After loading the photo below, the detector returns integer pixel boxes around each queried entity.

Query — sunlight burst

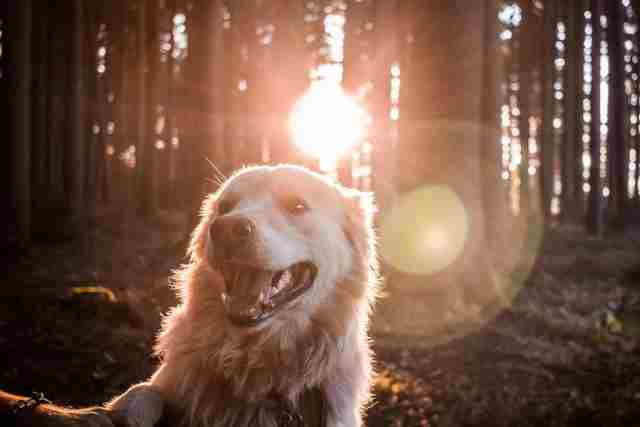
[289,84,368,171]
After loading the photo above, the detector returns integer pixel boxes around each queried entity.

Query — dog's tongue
[222,270,272,319]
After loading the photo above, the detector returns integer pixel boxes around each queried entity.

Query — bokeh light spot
[380,185,469,276]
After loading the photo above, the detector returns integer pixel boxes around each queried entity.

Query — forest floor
[2,207,640,427]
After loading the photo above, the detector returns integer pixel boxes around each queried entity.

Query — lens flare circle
[289,84,367,170]
[380,185,469,276]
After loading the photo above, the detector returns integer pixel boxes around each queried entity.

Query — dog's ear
[342,189,377,254]
[187,191,220,263]
[343,189,376,229]
[341,188,379,298]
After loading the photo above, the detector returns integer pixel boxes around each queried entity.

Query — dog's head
[186,164,377,330]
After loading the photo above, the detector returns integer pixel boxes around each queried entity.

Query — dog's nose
[209,216,255,244]
[232,218,254,239]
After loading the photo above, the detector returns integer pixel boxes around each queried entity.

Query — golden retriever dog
[109,165,379,427]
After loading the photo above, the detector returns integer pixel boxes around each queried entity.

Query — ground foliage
[2,211,640,427]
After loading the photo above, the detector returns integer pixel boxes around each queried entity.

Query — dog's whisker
[204,157,227,185]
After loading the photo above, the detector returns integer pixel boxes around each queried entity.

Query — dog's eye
[283,196,309,215]
[218,199,236,215]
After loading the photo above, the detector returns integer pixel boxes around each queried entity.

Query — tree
[482,0,508,246]
[31,7,50,217]
[370,0,399,209]
[268,0,308,166]
[341,0,375,187]
[67,0,89,233]
[587,0,604,235]
[140,0,163,218]
[562,0,582,223]
[608,0,629,224]
[517,1,535,216]
[395,0,496,310]
[7,0,33,246]
[539,0,556,224]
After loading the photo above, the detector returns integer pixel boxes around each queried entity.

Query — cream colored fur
[109,165,378,427]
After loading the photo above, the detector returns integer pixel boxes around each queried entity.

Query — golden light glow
[379,185,469,276]
[289,84,368,171]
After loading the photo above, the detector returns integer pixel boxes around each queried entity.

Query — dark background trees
[5,0,640,250]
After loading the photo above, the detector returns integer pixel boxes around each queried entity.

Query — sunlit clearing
[380,186,469,276]
[289,84,367,171]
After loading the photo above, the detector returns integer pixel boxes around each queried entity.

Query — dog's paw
[106,383,164,427]
[67,408,116,427]
[26,405,115,427]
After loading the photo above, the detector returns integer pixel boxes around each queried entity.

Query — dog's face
[191,165,373,330]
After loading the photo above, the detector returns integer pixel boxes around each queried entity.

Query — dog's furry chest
[162,386,329,427]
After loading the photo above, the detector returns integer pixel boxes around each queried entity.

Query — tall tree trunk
[31,7,49,216]
[587,0,604,235]
[608,0,629,224]
[117,0,132,208]
[395,0,494,307]
[562,0,581,222]
[135,0,150,215]
[227,1,250,170]
[517,3,533,216]
[141,0,162,218]
[162,0,176,209]
[268,0,307,166]
[181,0,225,234]
[245,0,264,166]
[370,0,399,209]
[396,0,419,193]
[208,1,227,176]
[540,0,556,223]
[47,2,69,210]
[7,0,33,247]
[86,2,100,225]
[340,0,370,187]
[68,0,88,233]
[482,0,507,248]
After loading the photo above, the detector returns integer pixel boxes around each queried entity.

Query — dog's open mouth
[220,261,317,327]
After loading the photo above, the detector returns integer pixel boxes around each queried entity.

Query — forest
[3,0,640,426]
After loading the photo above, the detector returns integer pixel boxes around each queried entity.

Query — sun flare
[289,84,368,171]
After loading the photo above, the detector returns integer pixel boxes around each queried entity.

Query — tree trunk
[135,0,150,215]
[46,2,69,209]
[562,0,581,222]
[608,0,629,224]
[85,2,100,225]
[31,7,49,216]
[370,0,399,209]
[268,0,308,166]
[587,0,604,235]
[7,0,33,247]
[141,0,162,218]
[340,0,370,187]
[517,3,533,216]
[227,1,250,171]
[394,0,494,306]
[482,0,507,248]
[67,0,88,233]
[540,0,556,223]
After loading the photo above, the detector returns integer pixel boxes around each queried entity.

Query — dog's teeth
[300,268,310,284]
[279,270,292,286]
[260,288,270,303]
[221,292,228,303]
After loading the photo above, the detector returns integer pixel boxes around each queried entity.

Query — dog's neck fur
[152,265,356,427]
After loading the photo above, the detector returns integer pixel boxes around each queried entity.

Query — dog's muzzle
[208,216,317,327]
